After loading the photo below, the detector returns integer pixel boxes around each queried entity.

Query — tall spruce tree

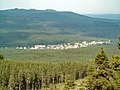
[86,48,119,90]
[95,48,109,69]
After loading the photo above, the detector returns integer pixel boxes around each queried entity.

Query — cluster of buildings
[15,40,111,50]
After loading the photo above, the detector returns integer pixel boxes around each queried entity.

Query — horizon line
[0,8,120,15]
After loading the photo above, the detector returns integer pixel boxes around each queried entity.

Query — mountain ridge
[0,9,120,47]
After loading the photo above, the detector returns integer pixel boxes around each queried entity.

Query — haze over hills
[87,14,120,20]
[0,9,120,47]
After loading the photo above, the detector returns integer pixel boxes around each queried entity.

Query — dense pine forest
[0,39,120,90]
[0,60,87,90]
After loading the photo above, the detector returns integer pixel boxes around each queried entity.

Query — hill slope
[0,9,120,47]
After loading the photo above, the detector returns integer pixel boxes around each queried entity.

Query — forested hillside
[0,9,120,47]
[0,45,120,90]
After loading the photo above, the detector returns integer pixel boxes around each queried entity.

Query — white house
[34,45,46,49]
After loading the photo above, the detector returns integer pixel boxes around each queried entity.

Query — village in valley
[14,40,111,50]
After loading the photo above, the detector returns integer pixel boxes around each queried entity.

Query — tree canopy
[0,54,4,60]
[0,60,87,90]
[85,48,120,90]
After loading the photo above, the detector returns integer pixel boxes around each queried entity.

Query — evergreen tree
[86,48,119,90]
[0,54,4,60]
[95,48,109,69]
[111,56,120,88]
[64,74,75,90]
[111,56,120,71]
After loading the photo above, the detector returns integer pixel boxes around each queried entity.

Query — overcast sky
[0,0,120,14]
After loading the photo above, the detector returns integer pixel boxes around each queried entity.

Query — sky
[0,0,120,14]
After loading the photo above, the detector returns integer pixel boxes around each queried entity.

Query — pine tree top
[95,48,109,69]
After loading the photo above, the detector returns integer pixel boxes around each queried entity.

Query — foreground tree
[86,48,119,90]
[111,56,120,88]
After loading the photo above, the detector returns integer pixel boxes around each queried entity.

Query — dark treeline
[0,60,87,90]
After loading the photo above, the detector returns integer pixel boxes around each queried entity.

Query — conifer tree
[95,48,109,69]
[0,54,4,60]
[111,56,120,71]
[111,56,120,88]
[64,74,75,89]
[86,48,119,90]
